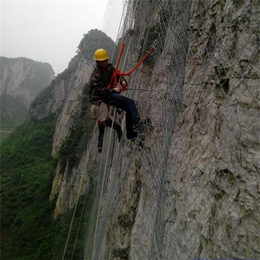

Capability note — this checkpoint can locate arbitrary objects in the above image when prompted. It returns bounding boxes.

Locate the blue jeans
[105,93,140,135]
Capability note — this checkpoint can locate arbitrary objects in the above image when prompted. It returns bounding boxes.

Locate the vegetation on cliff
[1,29,114,259]
[1,115,57,259]
[78,29,115,60]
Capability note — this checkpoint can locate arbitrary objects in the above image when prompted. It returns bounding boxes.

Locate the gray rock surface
[28,0,260,258]
[0,57,54,108]
[88,0,260,259]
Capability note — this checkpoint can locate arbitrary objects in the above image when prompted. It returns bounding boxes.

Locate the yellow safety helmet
[94,49,109,61]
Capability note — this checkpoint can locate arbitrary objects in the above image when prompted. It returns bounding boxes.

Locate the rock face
[85,0,260,259]
[28,29,115,219]
[0,57,54,126]
[0,57,54,108]
[27,1,259,259]
[29,52,96,217]
[30,55,94,153]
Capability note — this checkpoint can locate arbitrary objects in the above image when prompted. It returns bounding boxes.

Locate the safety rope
[90,2,140,259]
[70,150,98,260]
[109,108,117,168]
[61,175,83,260]
[90,106,117,259]
[89,0,156,257]
[64,1,130,256]
[90,2,132,258]
[61,123,97,260]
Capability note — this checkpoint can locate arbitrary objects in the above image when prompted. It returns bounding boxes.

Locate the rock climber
[90,102,122,153]
[89,48,143,139]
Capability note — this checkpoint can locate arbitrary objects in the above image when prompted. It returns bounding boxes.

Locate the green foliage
[1,114,95,259]
[0,124,15,131]
[0,115,59,259]
[78,29,115,60]
[58,82,95,173]
[232,0,245,9]
[0,84,96,259]
[0,94,28,127]
[0,128,14,145]
[30,83,54,109]
[55,178,96,260]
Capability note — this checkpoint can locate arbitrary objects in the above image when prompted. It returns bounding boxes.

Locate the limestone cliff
[27,1,260,259]
[86,0,260,259]
[0,57,54,126]
[0,57,54,107]
[28,29,115,218]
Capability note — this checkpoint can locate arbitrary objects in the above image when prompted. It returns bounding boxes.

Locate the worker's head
[94,49,109,70]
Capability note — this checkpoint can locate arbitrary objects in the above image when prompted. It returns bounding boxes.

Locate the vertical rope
[61,123,97,260]
[90,108,117,259]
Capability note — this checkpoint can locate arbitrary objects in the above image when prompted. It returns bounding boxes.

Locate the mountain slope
[1,1,260,259]
[0,57,54,128]
[1,29,115,259]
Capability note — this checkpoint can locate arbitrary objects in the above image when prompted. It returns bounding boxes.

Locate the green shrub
[78,29,115,60]
[1,115,59,259]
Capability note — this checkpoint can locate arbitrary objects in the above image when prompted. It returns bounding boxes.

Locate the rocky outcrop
[86,0,260,259]
[0,57,54,126]
[30,54,95,152]
[28,30,115,219]
[29,52,96,218]
[0,57,54,108]
[26,1,259,259]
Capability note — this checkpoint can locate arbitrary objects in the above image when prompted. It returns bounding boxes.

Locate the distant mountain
[0,57,54,127]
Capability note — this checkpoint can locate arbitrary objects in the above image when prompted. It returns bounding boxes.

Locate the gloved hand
[114,86,123,93]
[117,108,123,115]
[121,81,127,90]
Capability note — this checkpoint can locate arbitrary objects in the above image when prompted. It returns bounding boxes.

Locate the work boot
[117,129,122,142]
[98,147,102,153]
[135,118,151,135]
[127,131,138,140]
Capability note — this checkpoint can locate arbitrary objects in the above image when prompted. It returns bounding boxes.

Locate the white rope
[90,108,117,259]
[61,123,97,260]
[90,1,141,258]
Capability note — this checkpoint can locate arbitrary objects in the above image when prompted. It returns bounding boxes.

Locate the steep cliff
[29,29,115,218]
[29,0,259,258]
[62,0,258,259]
[0,57,54,126]
[1,30,115,260]
[2,0,259,259]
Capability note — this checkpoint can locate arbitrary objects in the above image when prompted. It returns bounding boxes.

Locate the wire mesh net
[60,0,260,259]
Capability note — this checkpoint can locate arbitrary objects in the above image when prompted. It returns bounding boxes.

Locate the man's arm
[89,68,105,91]
[89,68,110,104]
[89,105,97,120]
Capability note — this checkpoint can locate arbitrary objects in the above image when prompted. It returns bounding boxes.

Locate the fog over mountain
[0,57,54,127]
[1,0,123,74]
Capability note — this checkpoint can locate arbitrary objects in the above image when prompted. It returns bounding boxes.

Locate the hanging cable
[90,1,141,258]
[90,106,117,259]
[61,123,97,260]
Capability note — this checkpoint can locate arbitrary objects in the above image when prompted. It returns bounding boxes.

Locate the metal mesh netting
[62,0,259,259]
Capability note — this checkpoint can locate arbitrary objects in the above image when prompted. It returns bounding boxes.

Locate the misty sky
[1,0,124,74]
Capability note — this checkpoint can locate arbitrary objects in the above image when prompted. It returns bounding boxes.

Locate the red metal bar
[120,46,154,76]
[107,42,126,89]
[115,42,126,69]
[107,44,154,90]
